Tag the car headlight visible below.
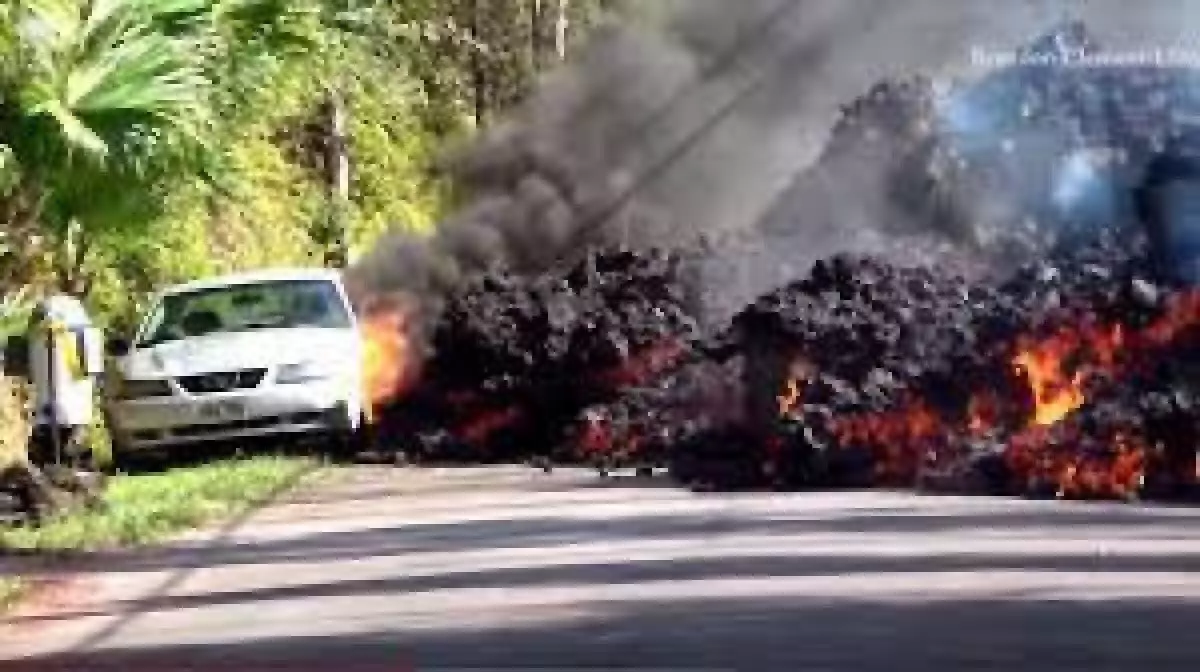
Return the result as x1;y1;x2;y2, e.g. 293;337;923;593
117;378;173;400
276;360;340;384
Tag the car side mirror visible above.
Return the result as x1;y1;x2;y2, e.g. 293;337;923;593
106;336;131;357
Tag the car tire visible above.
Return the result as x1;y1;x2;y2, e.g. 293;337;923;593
105;439;135;475
330;417;374;461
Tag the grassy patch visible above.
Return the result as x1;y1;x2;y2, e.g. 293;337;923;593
0;456;318;553
0;577;23;612
0;377;27;468
0;442;21;468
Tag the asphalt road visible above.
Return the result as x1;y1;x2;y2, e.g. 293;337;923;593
4;466;1200;671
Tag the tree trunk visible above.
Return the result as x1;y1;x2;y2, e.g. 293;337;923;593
324;87;350;268
55;219;91;296
0;181;48;289
554;0;569;61
531;0;544;70
468;0;488;127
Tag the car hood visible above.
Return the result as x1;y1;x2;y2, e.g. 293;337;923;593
118;328;359;378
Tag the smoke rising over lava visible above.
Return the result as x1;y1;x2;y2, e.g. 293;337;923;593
349;0;1200;328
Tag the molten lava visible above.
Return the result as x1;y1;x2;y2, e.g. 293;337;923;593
832;401;941;485
593;339;689;389
457;407;523;445
763;284;1200;499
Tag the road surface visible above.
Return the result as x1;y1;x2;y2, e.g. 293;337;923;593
4;466;1200;670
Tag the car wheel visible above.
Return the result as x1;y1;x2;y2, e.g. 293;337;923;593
105;445;130;475
329;419;373;461
105;434;163;475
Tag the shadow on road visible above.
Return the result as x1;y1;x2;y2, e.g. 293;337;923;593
9;549;1200;625
10;505;1200;574
17;596;1200;671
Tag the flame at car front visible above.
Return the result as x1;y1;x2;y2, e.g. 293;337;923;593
359;299;419;420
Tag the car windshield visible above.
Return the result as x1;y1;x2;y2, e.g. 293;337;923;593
138;279;350;346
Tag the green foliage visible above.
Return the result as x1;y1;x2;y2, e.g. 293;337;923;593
0;577;23;613
0;287;34;340
0;377;28;468
3;0;217;295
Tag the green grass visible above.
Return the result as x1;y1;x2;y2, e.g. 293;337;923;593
0;456;318;553
0;377;26;468
0;442;20;467
0;577;23;612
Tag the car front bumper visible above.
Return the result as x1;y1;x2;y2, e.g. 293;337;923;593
108;381;360;451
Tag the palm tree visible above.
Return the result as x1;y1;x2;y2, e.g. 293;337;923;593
2;0;213;293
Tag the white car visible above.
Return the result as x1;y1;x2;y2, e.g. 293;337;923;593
105;268;367;456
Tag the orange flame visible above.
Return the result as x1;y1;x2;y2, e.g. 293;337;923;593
1011;323;1123;427
360;301;417;418
1012;349;1086;426
777;356;813;417
778;378;803;416
767;298;1182;497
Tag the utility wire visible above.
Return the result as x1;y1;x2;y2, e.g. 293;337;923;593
588;0;800;173
554;0;820;261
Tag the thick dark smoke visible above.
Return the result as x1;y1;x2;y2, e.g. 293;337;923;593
348;0;1200;328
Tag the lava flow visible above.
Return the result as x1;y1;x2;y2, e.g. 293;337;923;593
357;22;1200;503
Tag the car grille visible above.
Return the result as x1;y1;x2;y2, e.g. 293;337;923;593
176;369;267;394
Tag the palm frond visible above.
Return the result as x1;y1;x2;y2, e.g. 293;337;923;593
15;0;212;161
30;97;109;157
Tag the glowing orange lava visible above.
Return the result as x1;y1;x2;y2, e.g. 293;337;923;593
833;400;941;485
767;288;1200;498
458;407;522;445
967;393;1000;434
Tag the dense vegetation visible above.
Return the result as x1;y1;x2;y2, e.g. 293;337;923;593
1;0;613;335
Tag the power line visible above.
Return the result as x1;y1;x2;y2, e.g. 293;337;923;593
555;0;821;260
596;0;800;171
540;0;797;166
